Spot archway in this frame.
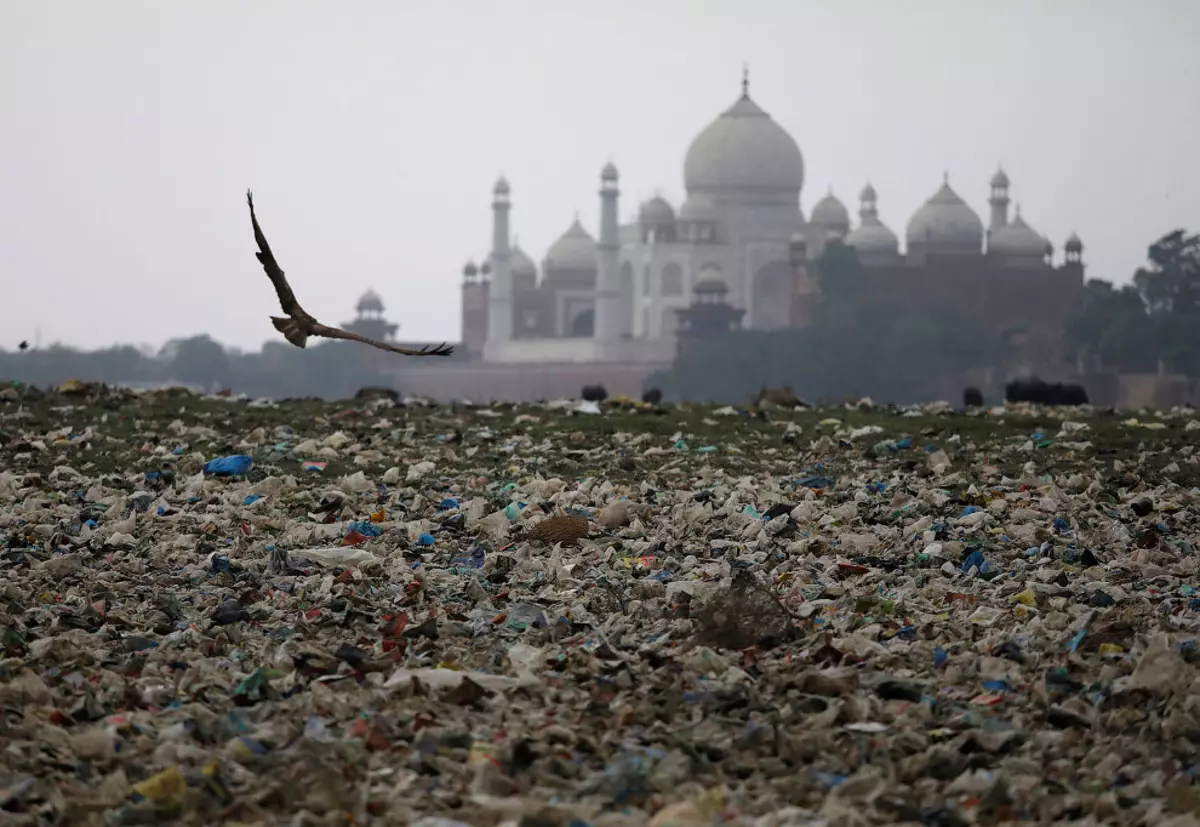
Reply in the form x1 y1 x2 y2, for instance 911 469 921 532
750 260 793 330
570 308 595 337
618 262 635 337
660 262 684 297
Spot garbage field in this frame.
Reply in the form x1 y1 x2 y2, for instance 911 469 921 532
4 382 1200 826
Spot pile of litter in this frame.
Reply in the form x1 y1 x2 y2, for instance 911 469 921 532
4 381 1200 826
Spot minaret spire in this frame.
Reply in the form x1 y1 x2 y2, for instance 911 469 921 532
594 161 622 344
741 63 749 97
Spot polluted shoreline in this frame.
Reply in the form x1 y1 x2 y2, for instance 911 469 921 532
3 382 1200 825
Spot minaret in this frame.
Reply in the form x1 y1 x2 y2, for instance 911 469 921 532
484 176 513 355
859 182 878 222
1064 232 1083 265
460 261 488 356
988 168 1010 232
593 161 622 343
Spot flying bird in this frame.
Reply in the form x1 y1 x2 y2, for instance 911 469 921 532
17 341 29 352
246 190 453 357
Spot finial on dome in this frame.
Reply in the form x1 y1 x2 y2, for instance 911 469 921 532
943 170 949 185
741 63 749 98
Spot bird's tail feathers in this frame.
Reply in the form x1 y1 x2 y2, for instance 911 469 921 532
271 316 309 348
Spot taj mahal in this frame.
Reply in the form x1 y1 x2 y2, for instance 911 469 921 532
350 72 1085 400
451 72 1085 370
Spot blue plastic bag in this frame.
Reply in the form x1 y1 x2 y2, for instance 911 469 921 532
204 455 252 476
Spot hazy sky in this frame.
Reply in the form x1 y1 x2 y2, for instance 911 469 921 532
2 1 1198 352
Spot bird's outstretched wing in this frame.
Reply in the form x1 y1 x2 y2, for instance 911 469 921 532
246 190 304 317
309 322 454 357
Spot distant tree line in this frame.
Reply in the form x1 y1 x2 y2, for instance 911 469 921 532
650 241 1004 404
1068 229 1200 375
651 228 1200 404
5 229 1196 404
0 336 395 399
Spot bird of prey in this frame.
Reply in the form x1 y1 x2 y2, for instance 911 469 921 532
246 190 453 357
17 341 28 352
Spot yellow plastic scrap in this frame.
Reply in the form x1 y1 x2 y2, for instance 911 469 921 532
647 786 730 827
1122 417 1167 430
468 742 502 768
1098 643 1125 657
130 766 187 803
1012 588 1037 607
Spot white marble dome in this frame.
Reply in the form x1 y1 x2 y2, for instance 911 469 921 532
679 196 719 222
639 196 676 226
988 210 1045 256
508 245 537 275
683 92 804 201
846 219 899 254
356 289 384 313
906 180 984 251
543 218 596 271
811 192 850 230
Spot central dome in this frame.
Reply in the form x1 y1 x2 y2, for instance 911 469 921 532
683 91 804 202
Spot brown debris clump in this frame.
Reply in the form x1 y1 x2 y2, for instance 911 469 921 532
753 385 806 409
528 514 589 547
693 569 799 651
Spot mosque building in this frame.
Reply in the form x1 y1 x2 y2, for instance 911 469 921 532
455 71 1086 370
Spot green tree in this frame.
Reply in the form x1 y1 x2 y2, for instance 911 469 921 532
1066 230 1200 376
1067 279 1157 373
1134 230 1200 374
163 335 232 391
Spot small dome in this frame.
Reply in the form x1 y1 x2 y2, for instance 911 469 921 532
493 176 510 195
356 289 384 313
1043 237 1054 256
1065 232 1083 253
906 179 984 251
693 277 729 295
479 260 492 277
683 92 804 200
462 261 479 277
679 196 719 222
811 191 850 230
544 218 597 271
988 210 1045 256
990 168 1010 188
639 196 676 226
509 245 537 276
846 218 899 254
860 182 877 202
601 161 619 181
